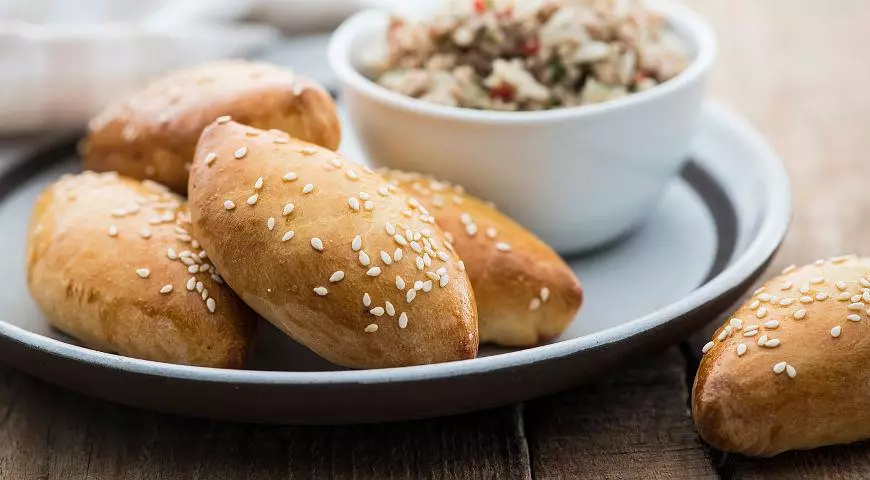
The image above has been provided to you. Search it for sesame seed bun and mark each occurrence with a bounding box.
[379,170,583,347]
[188,121,478,369]
[81,60,341,194]
[693,255,870,456]
[26,172,256,368]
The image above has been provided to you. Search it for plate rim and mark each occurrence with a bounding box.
[0,101,791,386]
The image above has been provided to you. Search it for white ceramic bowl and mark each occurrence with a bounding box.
[328,1,717,253]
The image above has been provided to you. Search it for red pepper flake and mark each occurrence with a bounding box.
[521,38,540,56]
[474,0,487,14]
[489,82,516,101]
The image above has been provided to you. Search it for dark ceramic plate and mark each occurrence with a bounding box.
[0,102,789,424]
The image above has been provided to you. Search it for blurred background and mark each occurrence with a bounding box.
[0,0,865,263]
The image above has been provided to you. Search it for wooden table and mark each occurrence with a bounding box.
[4,0,870,477]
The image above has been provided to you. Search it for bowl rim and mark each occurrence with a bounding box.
[0,101,791,386]
[327,0,718,125]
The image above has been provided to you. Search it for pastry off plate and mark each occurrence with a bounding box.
[0,102,789,424]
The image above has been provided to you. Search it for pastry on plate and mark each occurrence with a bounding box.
[693,255,870,456]
[81,60,341,194]
[27,172,256,368]
[380,169,583,346]
[187,121,478,369]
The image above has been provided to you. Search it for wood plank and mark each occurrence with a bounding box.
[0,362,531,480]
[525,348,717,479]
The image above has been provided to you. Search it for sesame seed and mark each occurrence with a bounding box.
[314,287,328,296]
[188,265,198,273]
[282,203,295,216]
[348,197,361,211]
[815,292,828,301]
[743,329,759,337]
[837,281,848,291]
[166,248,177,260]
[399,312,409,329]
[486,227,498,239]
[457,260,466,272]
[460,213,472,224]
[283,172,298,182]
[224,200,236,210]
[302,183,314,194]
[330,271,345,282]
[736,343,747,356]
[311,237,324,251]
[793,309,807,320]
[282,230,295,242]
[862,278,870,288]
[396,276,406,290]
[864,291,870,303]
[393,249,403,262]
[196,281,204,293]
[702,341,714,354]
[111,209,127,218]
[359,251,371,266]
[366,267,382,277]
[394,234,408,246]
[414,280,424,290]
[750,300,760,310]
[254,177,264,190]
[135,268,151,279]
[107,225,119,237]
[385,223,396,235]
[216,115,231,124]
[187,277,196,291]
[848,314,861,322]
[423,253,432,266]
[814,259,825,266]
[799,285,810,294]
[799,296,814,304]
[385,301,395,316]
[422,280,433,292]
[530,298,541,311]
[370,307,385,316]
[763,320,780,329]
[380,251,392,265]
[346,170,359,180]
[853,294,863,303]
[267,217,275,231]
[201,289,208,301]
[779,298,795,306]
[426,271,441,282]
[849,302,865,311]
[773,361,787,374]
[786,364,796,378]
[435,251,449,262]
[541,287,550,302]
[246,194,259,205]
[757,334,769,346]
[352,235,363,252]
[363,293,372,307]
[301,146,318,156]
[755,306,767,318]
[757,293,772,302]
[466,223,478,236]
[378,186,391,197]
[717,330,728,342]
[160,284,173,294]
[359,192,371,201]
[234,147,248,159]
[781,281,793,290]
[406,289,417,303]
[330,158,342,168]
[204,152,217,165]
[416,257,425,271]
[410,241,423,254]
[810,276,825,285]
[763,339,781,348]
[838,292,852,301]
[832,326,843,337]
[364,324,378,333]
[206,298,216,313]
[364,200,374,211]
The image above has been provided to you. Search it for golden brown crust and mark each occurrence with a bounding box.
[380,170,583,346]
[26,172,256,368]
[693,255,870,456]
[81,60,341,194]
[188,121,478,369]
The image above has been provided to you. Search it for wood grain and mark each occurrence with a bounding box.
[525,348,717,479]
[0,361,531,480]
